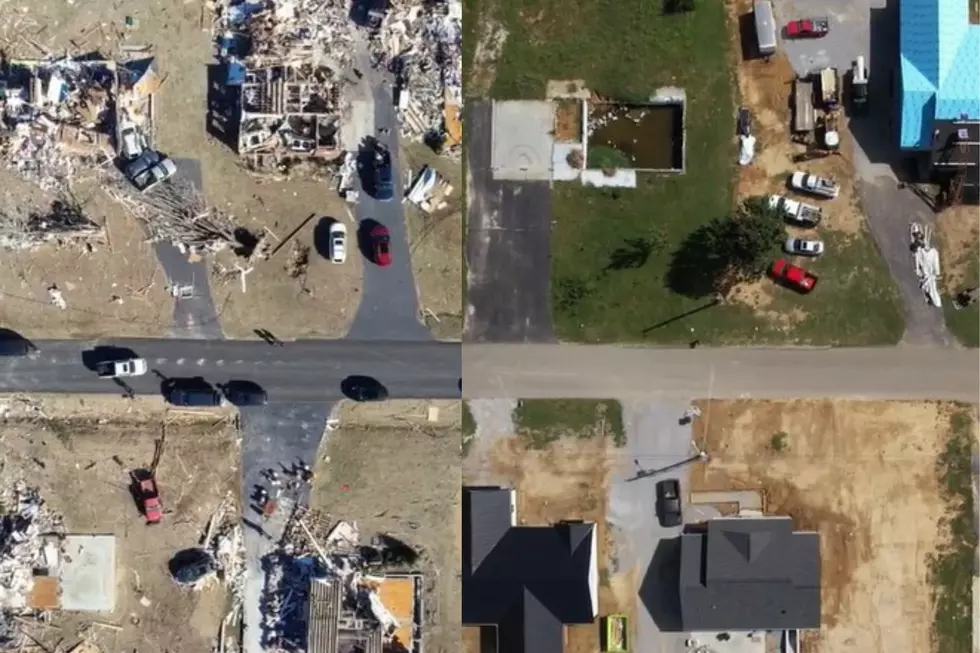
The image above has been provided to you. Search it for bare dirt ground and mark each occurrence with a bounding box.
[0,0,363,339]
[400,143,463,340]
[0,395,239,653]
[463,428,632,653]
[689,399,961,653]
[553,100,582,143]
[0,173,174,338]
[466,13,508,98]
[309,421,460,653]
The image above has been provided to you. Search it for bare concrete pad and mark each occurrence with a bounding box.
[60,534,116,611]
[491,101,554,181]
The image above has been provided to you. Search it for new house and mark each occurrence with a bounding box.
[462,486,599,653]
[679,517,821,632]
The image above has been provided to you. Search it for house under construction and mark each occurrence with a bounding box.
[238,63,343,169]
[306,573,424,653]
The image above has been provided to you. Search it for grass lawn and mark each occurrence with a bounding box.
[942,243,979,348]
[928,408,978,653]
[471,0,904,345]
[514,399,624,448]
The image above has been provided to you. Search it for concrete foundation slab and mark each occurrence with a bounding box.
[491,101,554,181]
[581,169,637,187]
[60,535,116,612]
[552,143,582,181]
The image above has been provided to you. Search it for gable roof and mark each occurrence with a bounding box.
[899,0,980,148]
[462,487,597,653]
[679,517,821,631]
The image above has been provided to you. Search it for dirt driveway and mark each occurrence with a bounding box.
[690,399,965,653]
[0,395,238,652]
[309,421,460,653]
[463,429,631,653]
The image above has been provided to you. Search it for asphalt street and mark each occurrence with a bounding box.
[0,339,461,401]
[463,344,980,401]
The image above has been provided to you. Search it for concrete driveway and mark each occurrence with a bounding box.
[775,0,953,346]
[608,401,719,653]
[465,100,556,342]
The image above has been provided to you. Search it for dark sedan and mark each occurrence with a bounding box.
[656,479,683,528]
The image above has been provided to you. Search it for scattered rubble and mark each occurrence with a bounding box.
[259,510,424,652]
[405,164,453,214]
[0,197,102,251]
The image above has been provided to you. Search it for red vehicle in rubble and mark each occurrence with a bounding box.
[771,259,818,294]
[785,17,830,39]
[133,473,163,524]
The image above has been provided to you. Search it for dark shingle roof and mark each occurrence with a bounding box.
[680,517,821,631]
[462,487,596,653]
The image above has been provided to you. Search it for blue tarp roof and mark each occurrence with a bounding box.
[899,0,980,149]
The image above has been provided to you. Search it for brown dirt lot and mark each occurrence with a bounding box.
[0,395,239,653]
[936,205,980,288]
[553,100,583,143]
[309,423,460,653]
[401,143,463,340]
[0,0,367,340]
[689,399,962,653]
[462,432,632,653]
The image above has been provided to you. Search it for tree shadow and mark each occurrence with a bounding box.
[605,237,657,272]
[666,224,730,299]
[313,216,339,260]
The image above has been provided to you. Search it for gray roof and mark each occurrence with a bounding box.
[679,517,821,631]
[462,487,595,653]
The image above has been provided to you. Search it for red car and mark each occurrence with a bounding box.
[771,259,818,294]
[785,17,830,39]
[138,477,163,524]
[370,224,392,267]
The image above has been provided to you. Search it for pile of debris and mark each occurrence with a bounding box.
[260,512,422,652]
[0,197,102,251]
[0,482,65,647]
[373,0,462,152]
[0,56,116,191]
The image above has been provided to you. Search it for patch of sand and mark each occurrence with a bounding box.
[554,99,583,143]
[936,205,980,287]
[691,399,954,653]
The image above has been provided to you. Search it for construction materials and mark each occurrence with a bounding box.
[911,222,942,307]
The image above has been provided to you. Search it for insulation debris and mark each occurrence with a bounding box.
[259,511,424,653]
[405,165,453,214]
[0,482,65,647]
[373,0,462,155]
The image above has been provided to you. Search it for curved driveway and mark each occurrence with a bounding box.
[463,344,979,402]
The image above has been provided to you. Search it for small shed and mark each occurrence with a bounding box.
[754,1,777,57]
[793,79,815,133]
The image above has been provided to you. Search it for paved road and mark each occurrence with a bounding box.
[465,100,556,342]
[0,339,461,400]
[463,344,980,401]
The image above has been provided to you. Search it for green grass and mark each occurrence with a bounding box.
[941,243,979,348]
[469,0,904,345]
[514,399,625,448]
[587,145,632,169]
[928,409,978,653]
[462,401,476,457]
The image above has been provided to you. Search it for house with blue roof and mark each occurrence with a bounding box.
[899,0,980,187]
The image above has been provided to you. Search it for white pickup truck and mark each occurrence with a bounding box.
[96,358,148,378]
[768,195,822,227]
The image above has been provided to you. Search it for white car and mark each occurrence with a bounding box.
[96,358,148,378]
[790,171,840,199]
[329,222,347,264]
[784,238,825,256]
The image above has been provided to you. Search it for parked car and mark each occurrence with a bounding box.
[125,149,177,193]
[784,17,829,38]
[850,56,869,116]
[656,479,683,528]
[96,358,148,378]
[771,258,818,293]
[790,171,840,199]
[768,195,822,226]
[369,223,392,267]
[373,146,395,202]
[737,107,752,136]
[329,222,348,264]
[221,380,268,406]
[119,123,147,160]
[165,378,223,407]
[784,238,825,256]
[133,473,162,524]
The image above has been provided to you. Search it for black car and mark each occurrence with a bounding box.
[656,479,683,528]
[164,378,222,407]
[341,375,389,402]
[221,380,268,406]
[0,337,39,358]
[373,147,394,202]
[737,107,752,136]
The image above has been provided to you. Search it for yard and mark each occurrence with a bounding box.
[689,399,977,653]
[0,395,239,653]
[467,0,904,344]
[937,204,980,348]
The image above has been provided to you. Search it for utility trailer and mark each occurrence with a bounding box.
[818,67,840,109]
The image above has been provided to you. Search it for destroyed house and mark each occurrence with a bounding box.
[679,517,821,632]
[462,486,598,653]
[237,64,342,165]
[307,578,383,653]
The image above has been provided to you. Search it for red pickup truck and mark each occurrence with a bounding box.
[771,259,818,294]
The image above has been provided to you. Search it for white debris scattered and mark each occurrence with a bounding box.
[405,164,453,213]
[47,285,67,310]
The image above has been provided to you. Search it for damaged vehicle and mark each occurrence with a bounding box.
[124,149,177,193]
[118,122,148,160]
